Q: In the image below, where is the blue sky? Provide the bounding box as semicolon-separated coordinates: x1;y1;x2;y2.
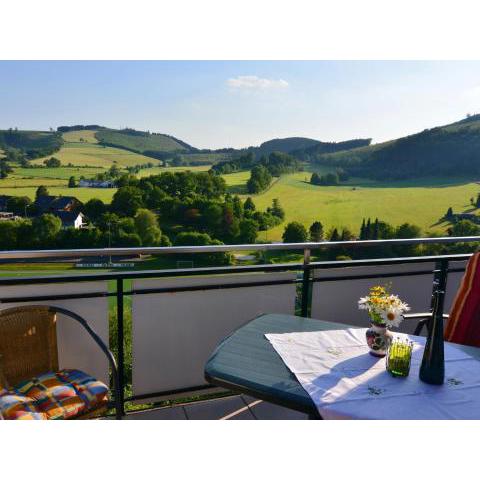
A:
1;61;480;149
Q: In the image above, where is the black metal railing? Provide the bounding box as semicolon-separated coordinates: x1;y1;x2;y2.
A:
0;236;478;418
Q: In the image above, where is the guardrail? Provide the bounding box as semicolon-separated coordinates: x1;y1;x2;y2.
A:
0;236;478;418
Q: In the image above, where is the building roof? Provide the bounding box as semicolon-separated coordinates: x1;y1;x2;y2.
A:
0;195;13;210
35;195;81;212
55;210;84;226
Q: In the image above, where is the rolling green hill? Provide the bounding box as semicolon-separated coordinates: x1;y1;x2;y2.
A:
95;128;192;156
31;130;159;168
253;137;320;156
314;114;480;180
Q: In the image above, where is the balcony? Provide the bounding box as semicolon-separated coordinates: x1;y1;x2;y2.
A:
0;236;478;420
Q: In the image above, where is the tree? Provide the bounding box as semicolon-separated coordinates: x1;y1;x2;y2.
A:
68;176;76;188
282;222;308;243
32;214;62;245
232;195;243;219
394;223;422;256
310;172;321;185
111;186;144;217
448;220;480;237
476;194;480;209
270;198;285;220
247;165;272;194
309;221;324;242
445;207;454;219
108;164;121;179
44;157;61;168
84;198;106;222
134;209;162;246
0;160;12;178
329;228;340;242
238;218;259;244
6;196;31;216
35;185;49;199
359;218;367;239
244;197;256;212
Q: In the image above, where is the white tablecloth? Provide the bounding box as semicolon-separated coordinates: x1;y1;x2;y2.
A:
265;328;480;419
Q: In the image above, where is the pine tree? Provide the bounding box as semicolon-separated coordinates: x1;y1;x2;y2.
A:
360;218;366;239
366;218;372;239
373;218;379;240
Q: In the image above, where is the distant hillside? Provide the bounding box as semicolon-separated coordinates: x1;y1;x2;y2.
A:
95;128;194;159
291;138;372;160
0;129;63;159
253;137;320;157
314;114;480;180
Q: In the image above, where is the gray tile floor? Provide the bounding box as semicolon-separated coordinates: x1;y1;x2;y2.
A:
124;395;309;420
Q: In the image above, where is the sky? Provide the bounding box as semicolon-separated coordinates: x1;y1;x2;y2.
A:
1;60;480;149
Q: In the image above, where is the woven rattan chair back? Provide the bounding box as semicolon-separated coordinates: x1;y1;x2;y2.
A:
0;306;59;387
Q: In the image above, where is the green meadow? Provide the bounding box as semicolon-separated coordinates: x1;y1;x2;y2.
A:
246;172;480;240
31;131;158;168
0;186;116;203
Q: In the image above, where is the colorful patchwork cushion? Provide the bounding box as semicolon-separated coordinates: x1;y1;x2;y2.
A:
0;369;108;420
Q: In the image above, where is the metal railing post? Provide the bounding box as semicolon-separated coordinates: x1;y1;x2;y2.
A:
116;278;126;417
301;248;311;317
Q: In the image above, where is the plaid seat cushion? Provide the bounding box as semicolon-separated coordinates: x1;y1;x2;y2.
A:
0;369;108;420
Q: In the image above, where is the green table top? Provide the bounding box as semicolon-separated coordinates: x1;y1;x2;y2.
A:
204;313;480;418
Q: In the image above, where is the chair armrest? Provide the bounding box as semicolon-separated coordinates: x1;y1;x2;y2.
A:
403;312;449;336
403;313;449;320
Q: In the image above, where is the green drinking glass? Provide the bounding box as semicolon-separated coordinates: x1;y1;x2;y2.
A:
386;339;413;377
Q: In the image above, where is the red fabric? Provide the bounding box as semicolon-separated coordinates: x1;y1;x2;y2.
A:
445;252;480;347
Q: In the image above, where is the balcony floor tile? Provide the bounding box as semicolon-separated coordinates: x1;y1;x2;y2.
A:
125;405;187;420
183;395;254;420
242;395;309;420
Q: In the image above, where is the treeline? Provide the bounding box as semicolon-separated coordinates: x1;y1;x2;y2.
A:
292;138;372;161
57;125;107;132
212;151;301;176
0;129;63;160
279;215;478;260
310;168;349;186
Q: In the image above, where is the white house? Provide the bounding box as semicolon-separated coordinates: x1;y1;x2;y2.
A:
56;211;87;229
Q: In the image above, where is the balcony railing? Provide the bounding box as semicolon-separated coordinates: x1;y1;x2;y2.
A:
0;236;479;418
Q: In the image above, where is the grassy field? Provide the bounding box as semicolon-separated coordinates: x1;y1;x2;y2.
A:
0;186;116;203
11;166;105;179
136;165;210;177
243;172;480;240
222;170;251;193
31;131;159;168
95;129;189;153
62;129;99;143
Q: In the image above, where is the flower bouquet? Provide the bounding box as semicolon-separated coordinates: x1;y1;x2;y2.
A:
358;285;410;356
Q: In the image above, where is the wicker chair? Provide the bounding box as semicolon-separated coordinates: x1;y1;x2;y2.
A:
0;305;122;419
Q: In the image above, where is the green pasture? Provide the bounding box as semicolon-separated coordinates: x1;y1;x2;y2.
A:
136;165;210;177
11;166;105;180
0;186;116;203
242;172;480;241
31;141;158;168
62;129;99;143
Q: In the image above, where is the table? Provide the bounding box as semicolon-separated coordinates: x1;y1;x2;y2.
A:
204;313;480;419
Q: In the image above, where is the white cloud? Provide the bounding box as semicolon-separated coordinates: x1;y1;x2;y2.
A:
227;75;289;90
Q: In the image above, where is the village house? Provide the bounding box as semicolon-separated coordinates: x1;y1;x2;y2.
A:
34;195;86;229
78;179;115;188
34;195;82;214
55;211;87;229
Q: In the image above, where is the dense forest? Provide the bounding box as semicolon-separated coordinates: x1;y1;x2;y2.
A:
0;129;63;159
312;114;480;180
